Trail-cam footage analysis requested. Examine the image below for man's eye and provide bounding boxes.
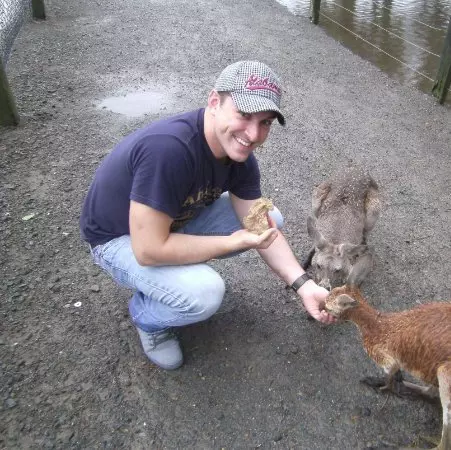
[262,119,273,127]
[239,111,251,119]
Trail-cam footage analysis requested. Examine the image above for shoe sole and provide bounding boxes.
[149,357,184,370]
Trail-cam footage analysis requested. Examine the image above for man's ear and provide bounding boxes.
[208,90,221,111]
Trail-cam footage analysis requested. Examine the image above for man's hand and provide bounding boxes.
[298,280,336,324]
[230,226,278,250]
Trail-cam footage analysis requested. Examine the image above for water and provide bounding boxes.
[98,90,176,118]
[275,0,450,98]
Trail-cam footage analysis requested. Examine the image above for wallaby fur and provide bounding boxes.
[325,288,451,450]
[325,258,451,450]
[303,167,381,289]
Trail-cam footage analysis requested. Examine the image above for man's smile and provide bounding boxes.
[234,135,252,147]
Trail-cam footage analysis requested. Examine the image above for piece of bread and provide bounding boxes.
[243,198,274,235]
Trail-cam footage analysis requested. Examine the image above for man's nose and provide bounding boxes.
[245,121,260,142]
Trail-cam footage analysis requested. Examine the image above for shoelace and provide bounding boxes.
[147,330,176,349]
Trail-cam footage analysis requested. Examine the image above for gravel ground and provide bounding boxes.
[1,0,451,448]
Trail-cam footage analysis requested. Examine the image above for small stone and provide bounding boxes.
[5,398,17,408]
[50,284,61,293]
[90,285,100,292]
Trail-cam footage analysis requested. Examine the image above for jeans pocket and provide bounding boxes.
[91,238,119,269]
[92,236,136,288]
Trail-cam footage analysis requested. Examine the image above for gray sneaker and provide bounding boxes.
[136,327,183,370]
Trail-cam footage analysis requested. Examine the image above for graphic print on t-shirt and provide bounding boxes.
[171,185,223,231]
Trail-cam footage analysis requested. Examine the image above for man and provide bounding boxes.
[80,60,335,371]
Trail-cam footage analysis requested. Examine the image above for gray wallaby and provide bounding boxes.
[303,167,381,289]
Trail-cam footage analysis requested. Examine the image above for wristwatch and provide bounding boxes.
[291,273,311,292]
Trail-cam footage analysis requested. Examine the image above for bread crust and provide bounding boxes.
[243,198,274,235]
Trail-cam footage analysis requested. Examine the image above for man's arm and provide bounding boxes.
[129,200,278,266]
[230,193,335,324]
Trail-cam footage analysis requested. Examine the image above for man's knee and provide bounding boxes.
[186,270,225,319]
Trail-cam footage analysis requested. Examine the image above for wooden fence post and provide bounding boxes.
[310,0,322,25]
[31,0,46,20]
[432,16,451,104]
[0,58,20,126]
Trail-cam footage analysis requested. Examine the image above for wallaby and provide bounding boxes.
[325,256,451,450]
[303,167,381,289]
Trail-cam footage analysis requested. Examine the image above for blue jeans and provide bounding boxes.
[90,193,283,333]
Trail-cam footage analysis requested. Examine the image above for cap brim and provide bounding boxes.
[231,92,286,126]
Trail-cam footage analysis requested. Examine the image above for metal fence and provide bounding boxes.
[0,0,45,126]
[310,0,451,104]
[0,0,31,64]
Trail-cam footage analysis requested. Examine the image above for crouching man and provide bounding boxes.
[80,61,335,370]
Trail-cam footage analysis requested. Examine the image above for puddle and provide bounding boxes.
[275,0,307,15]
[98,90,175,117]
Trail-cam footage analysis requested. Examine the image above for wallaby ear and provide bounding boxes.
[338,243,368,258]
[312,182,331,217]
[307,215,328,250]
[347,253,373,286]
[336,294,358,309]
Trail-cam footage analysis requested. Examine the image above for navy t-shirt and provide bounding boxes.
[80,108,262,247]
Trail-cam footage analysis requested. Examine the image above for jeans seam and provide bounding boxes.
[95,251,196,311]
[100,255,195,321]
[91,235,224,330]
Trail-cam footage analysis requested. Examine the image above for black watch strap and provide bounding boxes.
[291,273,311,292]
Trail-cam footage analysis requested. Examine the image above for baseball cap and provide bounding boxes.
[214,61,285,126]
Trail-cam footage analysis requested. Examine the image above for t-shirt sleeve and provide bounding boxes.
[228,154,262,200]
[128,135,193,218]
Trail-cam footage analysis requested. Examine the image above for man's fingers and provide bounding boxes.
[317,310,337,324]
[258,228,278,246]
[267,213,276,229]
[304,299,336,324]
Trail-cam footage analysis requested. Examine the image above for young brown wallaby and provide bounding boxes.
[303,167,381,289]
[325,258,451,450]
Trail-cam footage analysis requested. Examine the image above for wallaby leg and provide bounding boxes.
[398,381,439,401]
[312,182,331,217]
[362,370,440,402]
[363,186,381,233]
[361,368,402,392]
[380,369,438,401]
[301,247,315,270]
[435,362,451,450]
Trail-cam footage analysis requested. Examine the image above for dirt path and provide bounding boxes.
[1,0,451,448]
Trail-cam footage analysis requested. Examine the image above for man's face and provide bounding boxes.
[207,92,276,162]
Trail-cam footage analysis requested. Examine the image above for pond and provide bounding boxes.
[276,0,450,101]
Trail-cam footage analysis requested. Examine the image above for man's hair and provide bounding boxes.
[218,91,230,105]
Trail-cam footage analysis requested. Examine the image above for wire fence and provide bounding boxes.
[318,1,449,85]
[0,0,31,64]
[308,0,451,102]
[318,10,437,83]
